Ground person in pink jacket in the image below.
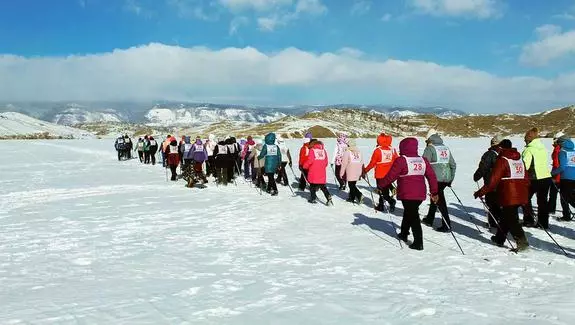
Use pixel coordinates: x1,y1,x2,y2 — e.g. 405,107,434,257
378,137,439,251
340,139,365,204
303,140,333,205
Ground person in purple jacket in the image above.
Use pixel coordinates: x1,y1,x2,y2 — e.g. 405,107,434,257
378,137,439,251
184,136,209,187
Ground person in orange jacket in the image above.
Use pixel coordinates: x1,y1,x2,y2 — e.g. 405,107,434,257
161,135,172,167
298,132,313,191
364,133,399,212
548,132,565,215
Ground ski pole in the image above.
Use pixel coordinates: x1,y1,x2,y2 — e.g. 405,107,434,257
479,197,516,252
165,166,168,182
552,181,575,219
438,212,465,255
449,187,483,233
364,177,402,248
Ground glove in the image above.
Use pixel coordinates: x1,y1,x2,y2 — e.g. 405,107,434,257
289,161,293,168
430,194,439,204
473,190,482,199
330,163,334,167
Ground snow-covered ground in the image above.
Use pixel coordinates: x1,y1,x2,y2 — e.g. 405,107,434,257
0,138,574,324
0,112,94,138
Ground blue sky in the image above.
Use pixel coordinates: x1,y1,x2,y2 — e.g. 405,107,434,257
0,0,575,112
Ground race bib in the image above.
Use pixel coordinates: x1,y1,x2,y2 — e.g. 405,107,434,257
218,145,227,154
117,138,124,144
194,144,204,152
351,151,362,163
227,144,236,154
504,158,525,179
405,157,426,176
566,151,575,168
137,143,144,149
184,143,193,152
379,149,393,164
248,145,255,151
434,146,450,164
169,145,178,153
313,149,326,160
266,145,278,156
149,140,157,146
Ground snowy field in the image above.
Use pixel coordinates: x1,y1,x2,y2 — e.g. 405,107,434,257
0,137,574,324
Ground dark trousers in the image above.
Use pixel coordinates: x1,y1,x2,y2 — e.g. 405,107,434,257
138,151,144,162
169,166,177,181
255,168,266,188
485,191,501,227
217,167,229,185
299,169,309,191
559,180,575,219
376,179,395,208
267,173,278,192
276,162,289,185
494,205,527,245
400,200,423,246
347,181,362,201
206,156,215,176
548,182,559,214
149,150,157,165
334,165,345,188
310,184,331,201
523,178,551,227
244,154,253,179
425,182,450,227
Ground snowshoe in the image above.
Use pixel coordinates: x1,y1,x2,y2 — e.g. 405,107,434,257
490,235,505,247
356,194,364,205
271,190,278,196
408,243,423,251
346,197,355,203
398,233,409,243
435,225,450,233
421,219,433,227
308,199,318,204
326,199,334,206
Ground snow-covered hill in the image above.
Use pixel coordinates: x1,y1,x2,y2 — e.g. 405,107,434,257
52,107,124,126
145,106,287,126
0,112,94,139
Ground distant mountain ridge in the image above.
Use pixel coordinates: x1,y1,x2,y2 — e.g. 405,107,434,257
0,101,466,127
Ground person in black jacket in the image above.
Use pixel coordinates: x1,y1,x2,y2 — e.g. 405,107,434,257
473,136,502,228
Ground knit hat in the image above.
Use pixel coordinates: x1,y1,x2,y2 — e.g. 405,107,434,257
305,132,312,139
426,128,438,140
524,127,539,142
553,131,565,140
347,139,357,148
500,139,512,149
491,135,502,146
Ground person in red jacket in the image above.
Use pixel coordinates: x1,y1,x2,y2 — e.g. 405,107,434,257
298,137,312,191
302,140,333,205
474,139,529,251
165,137,180,181
548,132,564,215
364,133,399,212
378,137,439,251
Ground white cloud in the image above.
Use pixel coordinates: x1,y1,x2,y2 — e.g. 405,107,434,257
1,43,573,112
520,26,575,67
381,13,392,22
257,16,289,31
408,0,502,19
295,0,326,15
218,0,293,12
553,4,575,20
337,47,364,58
351,0,371,16
229,16,250,34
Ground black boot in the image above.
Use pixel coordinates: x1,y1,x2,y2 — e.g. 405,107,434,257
409,243,423,251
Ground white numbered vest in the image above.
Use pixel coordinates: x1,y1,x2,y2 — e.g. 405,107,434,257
565,151,575,168
217,145,228,155
194,144,204,152
248,144,255,152
137,142,144,150
184,143,193,153
378,148,393,164
206,141,215,156
279,144,289,162
402,156,426,177
350,151,362,163
502,157,525,180
432,145,450,164
313,149,327,161
227,144,236,154
149,140,157,146
117,138,124,144
266,144,279,156
169,145,178,154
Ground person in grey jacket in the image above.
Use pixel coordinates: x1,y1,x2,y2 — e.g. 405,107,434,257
473,136,502,228
421,132,457,232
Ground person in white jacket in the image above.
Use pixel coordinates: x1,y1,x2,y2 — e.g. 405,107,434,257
331,133,349,190
204,134,217,177
276,137,293,186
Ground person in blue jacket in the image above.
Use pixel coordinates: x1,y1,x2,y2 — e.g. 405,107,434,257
258,132,282,196
551,137,575,221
